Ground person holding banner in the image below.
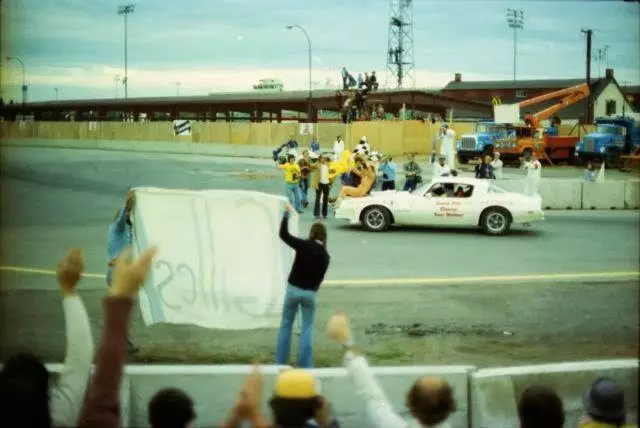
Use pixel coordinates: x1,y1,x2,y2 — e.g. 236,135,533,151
276,203,330,368
106,191,139,354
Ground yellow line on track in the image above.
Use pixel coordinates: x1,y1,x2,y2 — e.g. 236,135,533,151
0,265,637,287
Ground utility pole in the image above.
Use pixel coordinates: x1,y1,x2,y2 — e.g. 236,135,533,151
54,87,59,101
117,4,135,99
582,28,593,123
114,74,121,98
385,0,415,89
176,82,181,96
506,9,524,82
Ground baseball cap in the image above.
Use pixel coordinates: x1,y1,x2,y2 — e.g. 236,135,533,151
583,378,626,421
274,369,319,399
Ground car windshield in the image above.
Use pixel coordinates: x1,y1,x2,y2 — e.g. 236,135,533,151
596,125,623,135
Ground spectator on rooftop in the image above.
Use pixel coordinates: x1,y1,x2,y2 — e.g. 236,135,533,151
517,386,565,428
148,388,196,428
357,73,364,89
77,246,158,428
327,310,455,427
0,249,94,428
269,369,340,428
370,71,379,90
578,378,636,428
275,203,330,368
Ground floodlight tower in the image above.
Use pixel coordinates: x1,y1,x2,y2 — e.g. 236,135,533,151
506,8,524,82
385,0,415,89
117,3,135,99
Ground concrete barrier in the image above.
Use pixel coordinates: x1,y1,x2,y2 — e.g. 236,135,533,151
582,181,627,209
310,365,475,428
471,359,639,428
494,179,583,210
125,364,287,427
625,180,640,209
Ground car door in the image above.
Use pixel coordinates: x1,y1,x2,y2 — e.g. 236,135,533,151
410,183,482,227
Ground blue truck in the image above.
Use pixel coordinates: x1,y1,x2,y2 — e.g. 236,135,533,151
455,121,512,164
575,116,640,167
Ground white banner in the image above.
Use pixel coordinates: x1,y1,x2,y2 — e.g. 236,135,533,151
173,119,192,136
132,188,298,330
299,122,313,136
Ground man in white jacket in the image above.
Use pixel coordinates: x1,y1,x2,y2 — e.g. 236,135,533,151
333,136,345,161
439,123,457,171
521,152,542,196
0,249,94,427
491,152,504,179
432,155,451,178
326,310,456,428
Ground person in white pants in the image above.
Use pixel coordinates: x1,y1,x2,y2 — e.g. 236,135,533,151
491,152,504,179
333,136,345,161
522,152,542,196
439,123,457,171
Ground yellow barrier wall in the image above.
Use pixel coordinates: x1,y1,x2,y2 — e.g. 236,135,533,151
1,121,596,154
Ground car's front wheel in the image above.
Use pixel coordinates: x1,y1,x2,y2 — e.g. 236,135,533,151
480,208,512,236
361,206,391,232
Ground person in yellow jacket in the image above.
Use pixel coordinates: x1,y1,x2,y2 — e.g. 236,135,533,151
578,378,637,428
276,154,303,213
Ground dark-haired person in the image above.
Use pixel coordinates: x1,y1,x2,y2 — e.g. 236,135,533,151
327,310,456,427
517,386,565,428
107,190,138,353
269,369,340,428
0,249,93,428
148,388,196,428
578,378,635,428
275,202,330,368
277,154,303,214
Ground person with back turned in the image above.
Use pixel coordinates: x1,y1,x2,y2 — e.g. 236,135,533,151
276,203,330,368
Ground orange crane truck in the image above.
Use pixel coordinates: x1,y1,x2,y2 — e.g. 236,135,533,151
492,83,590,164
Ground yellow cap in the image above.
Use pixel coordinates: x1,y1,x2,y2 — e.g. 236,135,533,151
274,369,318,399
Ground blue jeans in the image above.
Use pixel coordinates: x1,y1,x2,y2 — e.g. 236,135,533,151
286,182,302,212
299,178,309,204
275,285,317,368
403,177,417,192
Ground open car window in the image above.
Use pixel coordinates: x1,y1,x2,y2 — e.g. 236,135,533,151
426,183,474,198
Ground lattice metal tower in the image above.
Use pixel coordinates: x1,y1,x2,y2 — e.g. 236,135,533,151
385,0,415,89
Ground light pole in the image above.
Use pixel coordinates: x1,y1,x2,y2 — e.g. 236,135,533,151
506,9,524,82
176,82,181,96
117,4,135,99
286,24,312,118
54,87,59,101
5,56,26,110
114,74,121,98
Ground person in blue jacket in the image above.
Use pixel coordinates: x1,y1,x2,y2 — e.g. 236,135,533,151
106,190,138,353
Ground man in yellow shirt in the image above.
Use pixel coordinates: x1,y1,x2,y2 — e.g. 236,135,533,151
277,154,303,213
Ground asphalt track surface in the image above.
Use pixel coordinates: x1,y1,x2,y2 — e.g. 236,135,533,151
0,146,638,366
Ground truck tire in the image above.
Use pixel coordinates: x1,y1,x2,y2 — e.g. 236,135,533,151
482,146,494,159
480,207,512,236
606,149,621,169
361,206,391,232
457,155,469,164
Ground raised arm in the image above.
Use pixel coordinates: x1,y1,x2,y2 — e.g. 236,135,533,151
50,249,95,428
279,207,304,250
77,247,157,428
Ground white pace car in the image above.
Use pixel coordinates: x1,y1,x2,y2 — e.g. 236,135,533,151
334,177,544,235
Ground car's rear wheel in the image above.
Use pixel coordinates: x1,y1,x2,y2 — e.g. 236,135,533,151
361,206,391,232
480,208,512,236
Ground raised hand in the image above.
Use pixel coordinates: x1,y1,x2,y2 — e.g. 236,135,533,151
109,246,158,298
57,248,84,296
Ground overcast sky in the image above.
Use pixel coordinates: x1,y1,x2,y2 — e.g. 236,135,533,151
1,0,639,102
